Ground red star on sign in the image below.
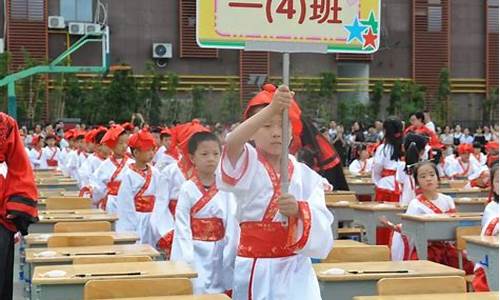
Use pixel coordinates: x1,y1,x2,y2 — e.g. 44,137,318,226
363,28,377,49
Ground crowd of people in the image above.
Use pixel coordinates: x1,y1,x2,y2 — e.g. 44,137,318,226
0,84,498,299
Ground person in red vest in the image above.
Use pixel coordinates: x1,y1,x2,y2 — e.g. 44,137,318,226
0,112,38,299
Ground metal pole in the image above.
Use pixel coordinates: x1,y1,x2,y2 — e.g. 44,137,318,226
281,52,290,194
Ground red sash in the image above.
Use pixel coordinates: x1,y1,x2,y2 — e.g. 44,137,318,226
107,156,128,195
416,194,456,214
47,147,58,167
130,164,155,213
485,217,499,236
190,176,224,241
375,168,400,202
238,152,312,258
459,159,470,177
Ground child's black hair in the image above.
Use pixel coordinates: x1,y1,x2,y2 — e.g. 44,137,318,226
95,131,107,145
297,147,316,169
383,116,403,161
160,132,171,139
473,141,483,150
404,133,428,174
411,111,425,123
188,131,220,155
413,161,440,184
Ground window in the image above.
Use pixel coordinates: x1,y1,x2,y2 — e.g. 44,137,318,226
488,0,499,33
427,0,442,32
60,0,93,23
11,0,44,21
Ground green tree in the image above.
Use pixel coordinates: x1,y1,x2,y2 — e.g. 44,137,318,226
220,80,241,124
164,73,180,123
18,50,48,124
370,81,384,119
63,74,84,118
0,52,10,110
484,87,499,124
387,80,402,116
435,68,450,125
84,77,107,124
191,86,206,120
400,81,425,119
104,67,138,122
141,62,164,125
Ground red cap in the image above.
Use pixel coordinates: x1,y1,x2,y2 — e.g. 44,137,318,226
101,125,126,149
243,84,303,138
31,135,42,146
160,127,172,136
122,122,134,131
457,144,474,154
45,133,57,140
128,129,157,151
64,129,75,141
175,120,210,156
74,130,86,139
486,141,499,151
84,130,95,143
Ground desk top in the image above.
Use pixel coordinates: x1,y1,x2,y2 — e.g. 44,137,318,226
353,292,499,300
333,240,369,248
326,201,359,208
26,244,159,263
347,179,373,185
32,261,197,285
439,188,489,194
99,295,231,300
463,235,499,248
400,213,482,222
38,213,118,224
454,198,488,205
350,203,406,212
39,209,105,215
37,182,78,188
314,260,465,282
25,231,139,246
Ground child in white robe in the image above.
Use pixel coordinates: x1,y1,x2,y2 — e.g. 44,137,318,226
472,163,499,291
40,134,61,169
91,125,133,210
115,129,168,245
444,144,480,178
154,128,178,171
217,84,333,300
171,131,237,295
29,136,44,169
78,128,109,197
348,146,373,176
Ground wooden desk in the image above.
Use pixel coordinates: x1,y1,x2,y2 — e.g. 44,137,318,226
31,261,197,300
350,203,406,244
353,292,499,300
464,235,499,291
100,295,230,300
439,188,489,198
25,231,139,248
39,209,104,215
454,198,487,213
37,181,79,191
31,213,118,233
334,239,369,248
314,260,465,300
347,179,374,196
400,213,482,260
326,200,358,239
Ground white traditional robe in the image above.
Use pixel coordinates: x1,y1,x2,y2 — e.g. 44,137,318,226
115,164,167,245
90,155,133,210
348,158,373,176
470,152,487,166
444,157,480,178
154,151,177,172
216,143,334,300
473,200,499,287
150,162,187,247
78,153,106,195
40,146,62,169
171,178,238,294
29,148,44,169
391,193,456,261
65,150,88,184
152,145,166,164
57,147,72,176
372,144,404,201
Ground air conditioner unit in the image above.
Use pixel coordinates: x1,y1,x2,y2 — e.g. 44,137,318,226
0,39,4,54
152,43,172,59
48,16,65,29
68,23,85,35
85,23,102,35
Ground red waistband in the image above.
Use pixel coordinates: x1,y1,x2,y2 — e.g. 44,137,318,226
47,159,58,167
107,181,121,196
238,222,296,258
381,169,397,177
134,195,155,213
375,187,401,202
191,217,225,241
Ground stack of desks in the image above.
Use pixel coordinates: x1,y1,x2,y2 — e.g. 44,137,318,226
399,213,483,260
31,261,196,300
463,235,499,291
314,260,465,300
353,292,499,300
